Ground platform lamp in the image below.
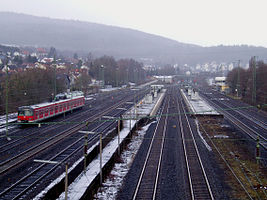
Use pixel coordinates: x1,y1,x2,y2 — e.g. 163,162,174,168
78,130,103,186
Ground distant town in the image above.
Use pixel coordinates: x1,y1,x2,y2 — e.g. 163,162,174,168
0,43,266,114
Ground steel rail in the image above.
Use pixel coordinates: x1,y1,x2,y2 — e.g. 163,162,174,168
200,93,267,150
214,98,267,132
177,90,214,200
197,119,254,200
0,89,147,175
0,95,134,199
132,95,169,200
0,114,118,199
0,89,137,153
202,89,267,127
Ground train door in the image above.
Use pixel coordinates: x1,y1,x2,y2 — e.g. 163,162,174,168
34,110,38,120
45,108,49,117
40,110,44,119
50,107,54,115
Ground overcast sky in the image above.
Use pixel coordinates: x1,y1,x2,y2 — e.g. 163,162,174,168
1,0,267,47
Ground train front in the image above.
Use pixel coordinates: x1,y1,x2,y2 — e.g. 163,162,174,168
17,106,34,123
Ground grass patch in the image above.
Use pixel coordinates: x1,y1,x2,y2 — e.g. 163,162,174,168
198,117,267,199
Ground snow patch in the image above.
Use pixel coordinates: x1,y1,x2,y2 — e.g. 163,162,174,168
213,135,229,139
195,119,212,151
34,90,163,200
95,122,155,199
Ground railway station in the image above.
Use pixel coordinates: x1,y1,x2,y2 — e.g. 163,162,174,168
1,2,267,199
0,81,266,200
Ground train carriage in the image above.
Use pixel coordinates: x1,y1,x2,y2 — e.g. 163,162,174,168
17,91,85,123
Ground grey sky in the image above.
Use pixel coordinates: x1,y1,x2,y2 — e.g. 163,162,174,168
1,0,267,47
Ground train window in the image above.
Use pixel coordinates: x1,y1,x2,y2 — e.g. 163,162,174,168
46,109,49,114
18,109,33,116
55,106,58,112
25,110,33,116
18,110,25,116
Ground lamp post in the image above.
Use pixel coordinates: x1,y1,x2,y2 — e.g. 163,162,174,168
252,56,257,105
78,130,103,186
3,57,11,141
126,68,129,85
100,65,105,87
116,68,119,87
34,159,68,200
53,56,57,100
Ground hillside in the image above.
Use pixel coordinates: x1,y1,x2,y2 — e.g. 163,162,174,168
0,12,267,64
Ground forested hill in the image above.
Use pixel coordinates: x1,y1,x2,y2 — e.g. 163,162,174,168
1,12,267,64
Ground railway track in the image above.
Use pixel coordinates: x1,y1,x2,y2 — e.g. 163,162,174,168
0,93,125,162
0,111,121,200
177,90,214,200
0,89,148,199
212,96,267,134
0,88,133,152
132,94,169,200
199,91,267,150
0,88,147,174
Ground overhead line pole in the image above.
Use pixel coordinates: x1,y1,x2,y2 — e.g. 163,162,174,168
237,60,240,98
54,54,57,100
252,56,257,105
5,58,11,141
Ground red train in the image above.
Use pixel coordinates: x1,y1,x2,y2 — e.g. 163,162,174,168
17,91,85,123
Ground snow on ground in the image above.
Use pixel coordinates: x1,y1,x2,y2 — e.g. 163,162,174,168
34,90,164,200
0,96,95,135
213,135,229,139
95,122,155,199
99,80,157,93
56,96,159,200
181,89,220,115
195,119,212,151
181,89,213,151
85,97,93,101
0,113,17,135
100,87,120,92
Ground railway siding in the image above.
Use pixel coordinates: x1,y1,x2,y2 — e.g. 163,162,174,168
37,90,166,200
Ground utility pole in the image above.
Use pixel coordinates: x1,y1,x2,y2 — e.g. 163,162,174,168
65,163,68,200
34,159,68,200
84,133,88,172
129,109,132,131
5,58,11,141
237,60,241,98
99,132,103,186
99,65,101,84
116,68,118,87
256,136,260,165
78,130,103,186
118,116,121,155
54,54,57,100
252,56,257,105
101,65,105,87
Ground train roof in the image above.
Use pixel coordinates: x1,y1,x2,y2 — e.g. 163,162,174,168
18,91,84,110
